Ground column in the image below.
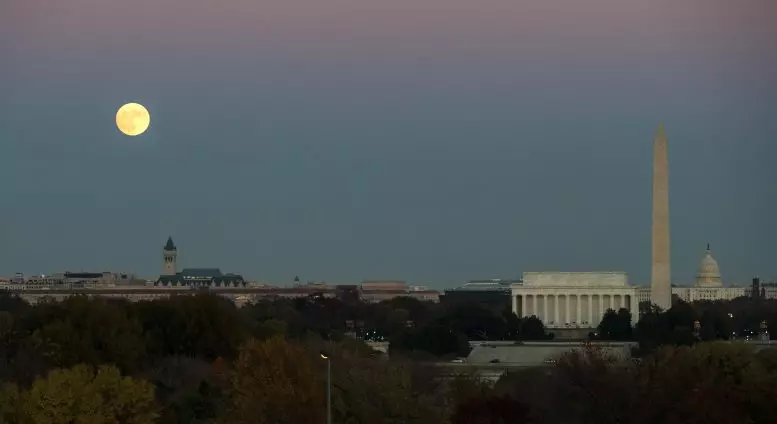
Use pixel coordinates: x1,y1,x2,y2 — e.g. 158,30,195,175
576,294,582,324
543,295,548,321
512,294,518,315
554,295,559,324
565,295,570,324
600,295,606,321
609,294,614,311
520,294,527,318
588,294,593,326
620,293,626,310
533,294,538,318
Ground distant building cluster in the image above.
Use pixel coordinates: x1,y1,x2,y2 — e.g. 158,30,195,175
0,237,441,306
0,127,769,330
0,271,141,290
749,277,777,300
0,234,766,325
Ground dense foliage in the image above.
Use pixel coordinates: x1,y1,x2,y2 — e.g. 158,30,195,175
0,293,547,423
0,292,775,423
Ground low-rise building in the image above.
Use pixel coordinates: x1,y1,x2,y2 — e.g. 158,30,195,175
156,268,247,288
442,279,518,310
359,280,440,303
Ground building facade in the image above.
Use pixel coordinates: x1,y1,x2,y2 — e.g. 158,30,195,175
359,280,440,303
0,272,142,290
640,245,747,305
156,268,247,288
442,279,518,310
511,272,639,329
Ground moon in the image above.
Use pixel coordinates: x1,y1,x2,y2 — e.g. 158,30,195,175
116,103,151,136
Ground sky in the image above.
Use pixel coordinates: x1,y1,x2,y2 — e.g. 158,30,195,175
1,0,775,287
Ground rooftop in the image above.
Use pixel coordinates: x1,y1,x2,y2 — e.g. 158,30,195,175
180,268,223,278
447,279,520,292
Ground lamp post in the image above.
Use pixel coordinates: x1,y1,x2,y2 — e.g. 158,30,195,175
320,352,331,424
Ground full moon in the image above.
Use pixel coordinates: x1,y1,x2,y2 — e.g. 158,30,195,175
116,103,151,136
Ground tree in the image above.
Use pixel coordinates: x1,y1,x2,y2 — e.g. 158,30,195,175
635,301,699,353
0,383,21,423
21,364,158,424
0,293,29,315
223,336,324,424
451,395,533,424
22,297,147,374
147,356,227,423
551,343,636,424
518,316,550,340
542,342,777,424
446,373,493,407
631,342,774,424
596,308,632,341
389,325,470,358
0,311,13,338
134,294,249,360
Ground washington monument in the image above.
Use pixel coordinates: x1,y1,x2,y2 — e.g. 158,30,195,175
651,125,672,310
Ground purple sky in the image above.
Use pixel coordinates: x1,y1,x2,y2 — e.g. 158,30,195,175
1,0,775,286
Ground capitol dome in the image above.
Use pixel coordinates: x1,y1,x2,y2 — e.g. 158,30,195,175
695,244,722,287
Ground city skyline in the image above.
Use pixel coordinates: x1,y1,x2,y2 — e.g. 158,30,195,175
1,235,767,288
2,0,775,285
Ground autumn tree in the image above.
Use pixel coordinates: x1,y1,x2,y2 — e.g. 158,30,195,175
551,343,636,424
542,342,777,424
631,342,775,424
223,336,324,424
332,358,452,424
21,364,158,424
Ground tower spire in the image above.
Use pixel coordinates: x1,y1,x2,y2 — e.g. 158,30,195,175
164,236,176,251
656,123,666,140
651,124,672,310
163,237,178,275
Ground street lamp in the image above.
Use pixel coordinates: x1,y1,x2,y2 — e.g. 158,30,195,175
320,352,331,424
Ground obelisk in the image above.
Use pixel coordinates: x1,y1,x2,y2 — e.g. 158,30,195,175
651,124,672,310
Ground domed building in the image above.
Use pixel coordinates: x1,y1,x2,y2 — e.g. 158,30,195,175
695,244,723,287
671,244,745,302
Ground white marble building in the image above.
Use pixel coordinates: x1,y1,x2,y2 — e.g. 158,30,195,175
511,272,639,329
674,246,746,301
638,245,746,305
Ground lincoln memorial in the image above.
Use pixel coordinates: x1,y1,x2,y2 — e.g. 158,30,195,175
511,272,639,329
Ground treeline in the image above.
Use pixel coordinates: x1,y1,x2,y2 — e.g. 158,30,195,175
0,293,547,423
516,341,777,424
593,297,777,350
1,293,776,423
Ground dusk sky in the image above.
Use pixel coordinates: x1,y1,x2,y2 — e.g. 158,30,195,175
1,0,775,286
